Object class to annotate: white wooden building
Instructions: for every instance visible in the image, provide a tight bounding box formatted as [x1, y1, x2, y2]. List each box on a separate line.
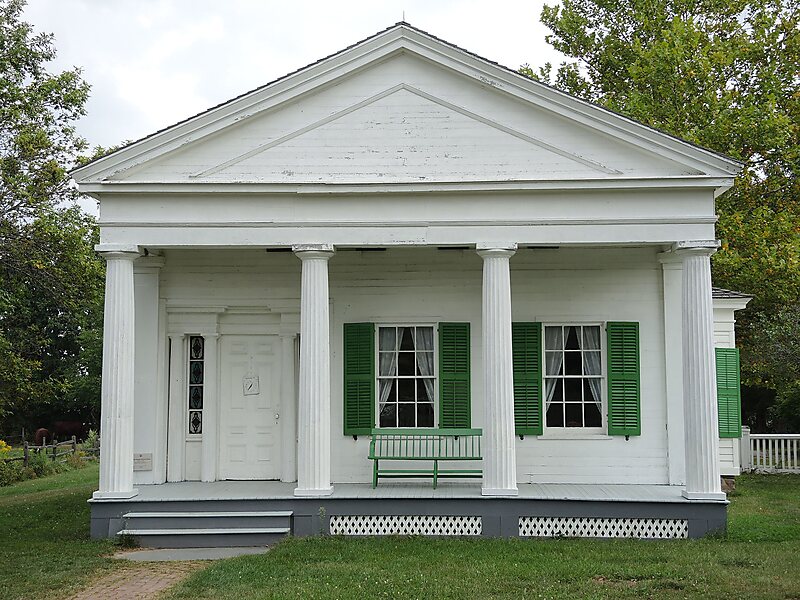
[73, 23, 748, 545]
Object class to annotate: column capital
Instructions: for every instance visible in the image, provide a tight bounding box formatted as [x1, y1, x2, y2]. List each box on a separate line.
[476, 242, 517, 259]
[293, 244, 334, 260]
[670, 240, 720, 257]
[95, 243, 141, 260]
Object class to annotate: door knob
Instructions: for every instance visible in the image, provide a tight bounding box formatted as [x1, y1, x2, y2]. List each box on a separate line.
[275, 413, 281, 420]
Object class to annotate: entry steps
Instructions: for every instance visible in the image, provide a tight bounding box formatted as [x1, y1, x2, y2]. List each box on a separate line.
[118, 510, 293, 548]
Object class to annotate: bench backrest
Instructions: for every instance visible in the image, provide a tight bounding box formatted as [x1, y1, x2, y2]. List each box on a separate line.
[369, 428, 483, 460]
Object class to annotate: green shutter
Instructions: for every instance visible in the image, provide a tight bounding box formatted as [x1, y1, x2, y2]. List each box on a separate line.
[439, 322, 471, 428]
[716, 348, 742, 438]
[512, 322, 543, 435]
[343, 322, 375, 436]
[606, 321, 641, 436]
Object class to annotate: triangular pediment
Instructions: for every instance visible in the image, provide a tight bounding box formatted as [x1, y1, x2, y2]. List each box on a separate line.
[73, 23, 740, 189]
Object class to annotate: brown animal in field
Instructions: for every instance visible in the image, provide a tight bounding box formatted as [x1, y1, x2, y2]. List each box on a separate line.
[52, 420, 87, 441]
[34, 428, 50, 446]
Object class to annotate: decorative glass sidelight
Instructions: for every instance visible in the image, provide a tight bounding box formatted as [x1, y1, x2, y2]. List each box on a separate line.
[188, 335, 204, 434]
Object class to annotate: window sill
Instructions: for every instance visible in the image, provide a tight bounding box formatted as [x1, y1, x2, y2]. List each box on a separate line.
[535, 433, 612, 441]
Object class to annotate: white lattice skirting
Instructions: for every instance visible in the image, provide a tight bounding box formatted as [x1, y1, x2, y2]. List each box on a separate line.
[329, 515, 482, 536]
[518, 517, 689, 539]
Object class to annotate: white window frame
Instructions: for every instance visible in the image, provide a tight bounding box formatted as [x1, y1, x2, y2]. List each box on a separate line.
[540, 322, 608, 437]
[374, 323, 438, 429]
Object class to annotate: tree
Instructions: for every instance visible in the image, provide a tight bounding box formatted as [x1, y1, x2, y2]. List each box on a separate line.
[524, 0, 799, 428]
[0, 0, 103, 434]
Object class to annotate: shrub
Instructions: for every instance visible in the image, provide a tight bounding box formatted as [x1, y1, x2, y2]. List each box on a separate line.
[0, 461, 24, 486]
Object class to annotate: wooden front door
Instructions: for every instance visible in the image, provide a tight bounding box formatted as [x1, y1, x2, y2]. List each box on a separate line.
[219, 335, 280, 479]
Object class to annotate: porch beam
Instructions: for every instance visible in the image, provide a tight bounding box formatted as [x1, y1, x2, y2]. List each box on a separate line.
[94, 247, 140, 499]
[674, 240, 726, 501]
[293, 244, 334, 496]
[477, 243, 519, 496]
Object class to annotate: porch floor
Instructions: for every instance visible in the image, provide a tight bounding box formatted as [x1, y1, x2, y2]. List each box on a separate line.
[120, 480, 708, 504]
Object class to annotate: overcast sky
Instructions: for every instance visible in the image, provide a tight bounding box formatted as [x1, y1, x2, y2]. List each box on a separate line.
[24, 0, 565, 150]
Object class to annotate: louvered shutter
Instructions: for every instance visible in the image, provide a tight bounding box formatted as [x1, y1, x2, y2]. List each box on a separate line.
[606, 322, 641, 436]
[343, 323, 374, 435]
[716, 348, 742, 438]
[439, 322, 471, 428]
[512, 322, 543, 435]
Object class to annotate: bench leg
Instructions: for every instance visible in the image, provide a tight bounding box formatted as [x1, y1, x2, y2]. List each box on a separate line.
[433, 460, 438, 489]
[372, 459, 378, 489]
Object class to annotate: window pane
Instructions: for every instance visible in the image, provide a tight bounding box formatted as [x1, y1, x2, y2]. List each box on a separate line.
[190, 361, 204, 384]
[564, 351, 582, 375]
[379, 352, 397, 376]
[416, 327, 434, 351]
[417, 379, 433, 403]
[378, 327, 396, 352]
[584, 352, 601, 375]
[189, 411, 202, 434]
[545, 326, 563, 350]
[416, 352, 434, 376]
[398, 378, 415, 402]
[190, 337, 204, 359]
[189, 386, 203, 409]
[545, 379, 562, 403]
[399, 327, 414, 350]
[398, 352, 415, 376]
[565, 403, 583, 427]
[379, 403, 397, 428]
[582, 326, 601, 349]
[583, 379, 601, 405]
[565, 326, 580, 350]
[398, 403, 415, 427]
[417, 402, 434, 427]
[564, 378, 582, 402]
[584, 402, 602, 427]
[545, 352, 563, 376]
[546, 402, 564, 427]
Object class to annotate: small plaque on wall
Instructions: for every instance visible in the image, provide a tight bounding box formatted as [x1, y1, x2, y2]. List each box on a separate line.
[243, 376, 260, 396]
[133, 453, 153, 471]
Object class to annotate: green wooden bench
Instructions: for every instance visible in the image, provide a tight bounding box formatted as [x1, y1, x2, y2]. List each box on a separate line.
[368, 428, 483, 488]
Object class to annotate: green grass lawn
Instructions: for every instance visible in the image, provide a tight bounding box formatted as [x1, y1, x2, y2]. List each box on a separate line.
[167, 474, 800, 600]
[2, 468, 799, 600]
[0, 463, 115, 600]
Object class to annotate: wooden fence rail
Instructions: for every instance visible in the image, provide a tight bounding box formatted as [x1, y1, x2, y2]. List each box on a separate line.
[741, 428, 800, 473]
[2, 436, 79, 468]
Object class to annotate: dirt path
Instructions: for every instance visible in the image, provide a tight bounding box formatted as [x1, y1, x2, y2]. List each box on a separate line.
[66, 561, 205, 600]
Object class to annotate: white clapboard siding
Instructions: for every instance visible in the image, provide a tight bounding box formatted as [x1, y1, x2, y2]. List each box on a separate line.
[114, 53, 699, 184]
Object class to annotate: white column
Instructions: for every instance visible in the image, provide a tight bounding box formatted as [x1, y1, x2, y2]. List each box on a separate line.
[293, 245, 334, 496]
[675, 240, 726, 501]
[94, 246, 140, 499]
[477, 243, 518, 496]
[166, 334, 185, 482]
[658, 252, 686, 485]
[201, 333, 219, 482]
[280, 333, 298, 483]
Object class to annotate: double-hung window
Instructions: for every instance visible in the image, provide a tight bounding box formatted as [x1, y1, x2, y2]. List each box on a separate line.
[543, 324, 603, 429]
[377, 325, 436, 428]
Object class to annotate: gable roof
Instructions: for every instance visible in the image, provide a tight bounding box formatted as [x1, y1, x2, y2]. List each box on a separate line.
[72, 22, 742, 190]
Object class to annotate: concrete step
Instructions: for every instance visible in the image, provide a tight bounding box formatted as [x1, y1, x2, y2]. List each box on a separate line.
[122, 510, 292, 530]
[118, 510, 293, 548]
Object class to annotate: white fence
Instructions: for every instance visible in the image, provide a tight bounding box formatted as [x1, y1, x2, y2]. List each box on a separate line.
[741, 428, 800, 473]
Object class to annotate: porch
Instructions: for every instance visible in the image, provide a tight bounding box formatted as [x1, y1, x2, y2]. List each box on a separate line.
[90, 480, 726, 544]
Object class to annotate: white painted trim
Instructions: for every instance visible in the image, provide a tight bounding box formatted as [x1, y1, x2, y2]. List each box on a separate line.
[153, 299, 168, 484]
[166, 335, 186, 482]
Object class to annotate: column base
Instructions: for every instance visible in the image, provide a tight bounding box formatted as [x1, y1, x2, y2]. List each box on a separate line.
[92, 489, 139, 500]
[294, 486, 334, 497]
[682, 490, 727, 502]
[482, 487, 519, 497]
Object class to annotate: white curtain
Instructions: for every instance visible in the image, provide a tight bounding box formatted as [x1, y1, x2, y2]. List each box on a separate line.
[416, 327, 435, 403]
[579, 326, 602, 409]
[378, 327, 399, 407]
[544, 327, 564, 408]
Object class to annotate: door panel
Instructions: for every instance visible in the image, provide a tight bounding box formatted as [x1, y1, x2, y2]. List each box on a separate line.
[219, 335, 280, 480]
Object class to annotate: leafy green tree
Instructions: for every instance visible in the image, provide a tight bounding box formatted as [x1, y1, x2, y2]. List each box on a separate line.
[0, 0, 102, 434]
[523, 0, 799, 428]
